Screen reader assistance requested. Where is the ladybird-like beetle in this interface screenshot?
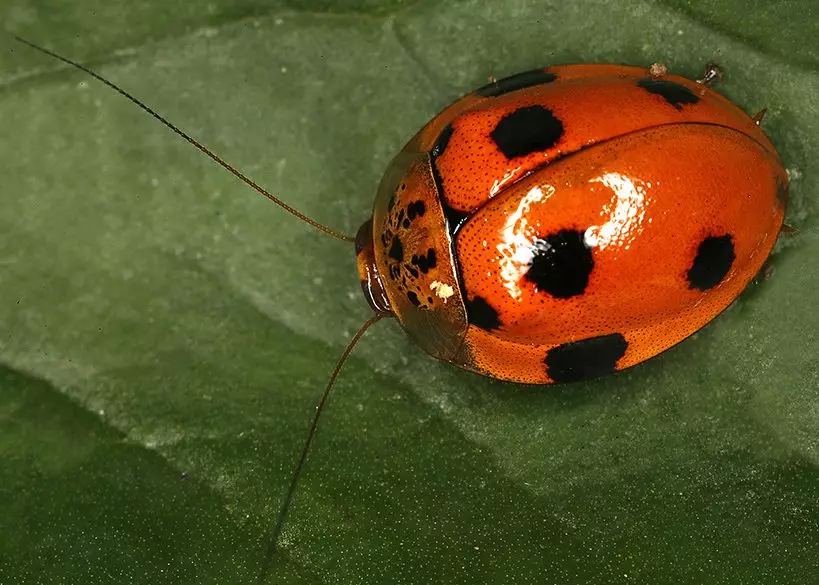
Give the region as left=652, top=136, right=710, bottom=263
left=15, top=37, right=789, bottom=568
left=356, top=64, right=787, bottom=384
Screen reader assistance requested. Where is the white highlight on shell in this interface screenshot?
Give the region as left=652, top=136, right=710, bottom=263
left=584, top=173, right=650, bottom=250
left=489, top=164, right=523, bottom=197
left=496, top=184, right=556, bottom=301
left=430, top=280, right=455, bottom=301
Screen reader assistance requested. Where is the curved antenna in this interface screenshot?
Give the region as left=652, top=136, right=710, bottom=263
left=14, top=36, right=355, bottom=243
left=258, top=312, right=386, bottom=582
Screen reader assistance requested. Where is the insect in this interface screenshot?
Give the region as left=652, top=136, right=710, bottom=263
left=359, top=62, right=787, bottom=385
left=17, top=38, right=787, bottom=579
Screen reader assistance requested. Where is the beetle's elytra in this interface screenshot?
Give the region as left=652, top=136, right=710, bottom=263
left=356, top=64, right=786, bottom=384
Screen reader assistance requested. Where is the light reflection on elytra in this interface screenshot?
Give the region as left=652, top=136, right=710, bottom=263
left=496, top=184, right=555, bottom=301
left=494, top=173, right=653, bottom=302
left=585, top=172, right=653, bottom=251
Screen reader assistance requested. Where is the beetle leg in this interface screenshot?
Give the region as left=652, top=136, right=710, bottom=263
left=697, top=62, right=724, bottom=86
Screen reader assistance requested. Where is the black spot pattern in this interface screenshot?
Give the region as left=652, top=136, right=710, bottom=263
left=524, top=229, right=593, bottom=299
left=687, top=235, right=735, bottom=291
left=388, top=237, right=404, bottom=262
left=637, top=78, right=700, bottom=110
left=466, top=296, right=502, bottom=331
left=545, top=333, right=628, bottom=383
left=475, top=69, right=558, bottom=98
left=407, top=201, right=426, bottom=219
left=490, top=105, right=564, bottom=159
left=381, top=188, right=440, bottom=311
left=411, top=248, right=437, bottom=274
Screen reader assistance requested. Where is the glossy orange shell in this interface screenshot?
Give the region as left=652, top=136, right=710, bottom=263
left=364, top=64, right=787, bottom=384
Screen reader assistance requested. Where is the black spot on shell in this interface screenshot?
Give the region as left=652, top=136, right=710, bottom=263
left=412, top=248, right=437, bottom=274
left=687, top=235, right=735, bottom=291
left=407, top=201, right=426, bottom=220
left=431, top=124, right=454, bottom=159
left=545, top=333, right=628, bottom=383
left=388, top=237, right=404, bottom=262
left=407, top=291, right=421, bottom=306
left=475, top=69, right=558, bottom=98
left=637, top=78, right=699, bottom=110
left=490, top=105, right=564, bottom=159
left=524, top=229, right=593, bottom=299
left=466, top=296, right=502, bottom=331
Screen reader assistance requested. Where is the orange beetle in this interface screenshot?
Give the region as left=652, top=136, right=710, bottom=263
left=15, top=37, right=788, bottom=568
left=16, top=39, right=786, bottom=392
left=356, top=64, right=787, bottom=384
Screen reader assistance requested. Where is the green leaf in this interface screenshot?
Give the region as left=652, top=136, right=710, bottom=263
left=1, top=1, right=817, bottom=583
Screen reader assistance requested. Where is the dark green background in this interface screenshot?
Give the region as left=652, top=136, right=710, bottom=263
left=1, top=1, right=817, bottom=583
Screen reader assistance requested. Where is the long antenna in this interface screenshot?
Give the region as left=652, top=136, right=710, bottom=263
left=258, top=312, right=386, bottom=582
left=14, top=36, right=356, bottom=243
